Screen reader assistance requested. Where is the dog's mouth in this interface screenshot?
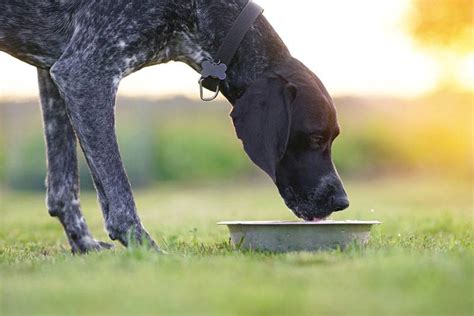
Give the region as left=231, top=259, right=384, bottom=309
left=280, top=186, right=336, bottom=221
left=283, top=199, right=333, bottom=222
left=311, top=216, right=329, bottom=222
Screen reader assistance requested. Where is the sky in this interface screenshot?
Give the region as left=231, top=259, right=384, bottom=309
left=0, top=0, right=463, bottom=100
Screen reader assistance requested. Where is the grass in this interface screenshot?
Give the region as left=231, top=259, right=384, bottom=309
left=0, top=176, right=472, bottom=316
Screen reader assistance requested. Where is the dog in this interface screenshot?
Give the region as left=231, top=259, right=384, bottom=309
left=0, top=0, right=349, bottom=253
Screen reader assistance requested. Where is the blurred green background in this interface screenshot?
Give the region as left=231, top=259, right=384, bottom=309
left=0, top=91, right=471, bottom=191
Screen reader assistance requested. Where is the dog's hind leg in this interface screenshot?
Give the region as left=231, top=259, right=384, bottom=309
left=38, top=69, right=114, bottom=253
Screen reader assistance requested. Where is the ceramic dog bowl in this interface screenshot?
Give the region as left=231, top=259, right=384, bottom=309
left=218, top=220, right=381, bottom=252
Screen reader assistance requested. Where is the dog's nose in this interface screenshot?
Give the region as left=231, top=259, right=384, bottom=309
left=331, top=195, right=349, bottom=212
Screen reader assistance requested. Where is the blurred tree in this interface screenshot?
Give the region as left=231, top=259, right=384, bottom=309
left=409, top=0, right=473, bottom=52
left=407, top=0, right=473, bottom=89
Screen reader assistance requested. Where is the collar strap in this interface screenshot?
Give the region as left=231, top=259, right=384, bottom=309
left=199, top=1, right=264, bottom=101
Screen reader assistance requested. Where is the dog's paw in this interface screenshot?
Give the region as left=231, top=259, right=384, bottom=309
left=127, top=228, right=167, bottom=254
left=72, top=236, right=115, bottom=254
left=95, top=240, right=115, bottom=250
left=107, top=222, right=164, bottom=253
left=147, top=239, right=166, bottom=254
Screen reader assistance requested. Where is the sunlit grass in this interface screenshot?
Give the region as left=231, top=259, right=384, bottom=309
left=1, top=176, right=472, bottom=315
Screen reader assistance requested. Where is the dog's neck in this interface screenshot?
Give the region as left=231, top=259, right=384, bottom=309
left=172, top=0, right=291, bottom=103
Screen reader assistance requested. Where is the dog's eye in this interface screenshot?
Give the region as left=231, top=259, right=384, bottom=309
left=308, top=135, right=324, bottom=149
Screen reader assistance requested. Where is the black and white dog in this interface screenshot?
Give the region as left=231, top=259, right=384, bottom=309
left=0, top=0, right=349, bottom=253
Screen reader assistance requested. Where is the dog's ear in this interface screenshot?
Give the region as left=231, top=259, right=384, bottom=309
left=230, top=74, right=297, bottom=181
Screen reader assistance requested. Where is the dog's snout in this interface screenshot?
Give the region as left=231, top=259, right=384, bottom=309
left=331, top=195, right=349, bottom=212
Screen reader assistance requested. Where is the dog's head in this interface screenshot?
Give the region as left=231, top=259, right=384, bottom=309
left=231, top=58, right=349, bottom=221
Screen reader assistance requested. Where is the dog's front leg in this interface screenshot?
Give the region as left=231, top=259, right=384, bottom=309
left=38, top=69, right=114, bottom=254
left=49, top=60, right=159, bottom=251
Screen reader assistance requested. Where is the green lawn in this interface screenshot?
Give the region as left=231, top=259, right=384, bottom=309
left=0, top=176, right=472, bottom=316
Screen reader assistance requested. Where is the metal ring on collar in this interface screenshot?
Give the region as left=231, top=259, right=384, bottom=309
left=199, top=78, right=220, bottom=101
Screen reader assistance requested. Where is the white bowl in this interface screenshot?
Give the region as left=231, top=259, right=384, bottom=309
left=218, top=220, right=381, bottom=252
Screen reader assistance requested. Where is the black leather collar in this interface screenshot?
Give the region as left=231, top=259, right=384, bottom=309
left=199, top=1, right=264, bottom=101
